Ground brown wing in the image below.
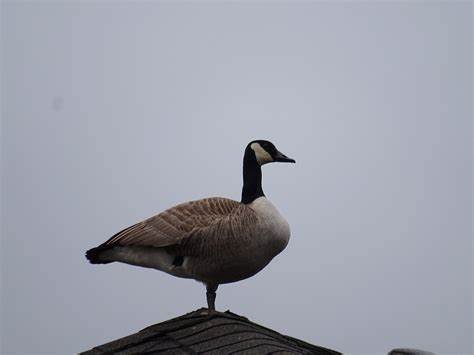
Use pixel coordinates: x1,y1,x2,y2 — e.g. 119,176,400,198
102,197,242,249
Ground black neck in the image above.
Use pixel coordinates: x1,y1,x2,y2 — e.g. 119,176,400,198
241,148,264,204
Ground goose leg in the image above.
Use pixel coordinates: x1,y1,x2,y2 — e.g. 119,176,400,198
206,284,218,311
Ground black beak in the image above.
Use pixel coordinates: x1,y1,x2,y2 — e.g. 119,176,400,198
274,150,296,163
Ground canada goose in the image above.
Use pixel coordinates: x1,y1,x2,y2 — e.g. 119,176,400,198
86,140,295,311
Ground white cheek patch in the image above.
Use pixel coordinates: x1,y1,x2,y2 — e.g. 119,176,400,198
251,143,273,165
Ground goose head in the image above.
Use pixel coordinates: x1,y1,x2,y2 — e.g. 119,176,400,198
247,140,296,166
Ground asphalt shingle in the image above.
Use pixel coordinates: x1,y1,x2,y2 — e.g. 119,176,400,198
80,308,341,355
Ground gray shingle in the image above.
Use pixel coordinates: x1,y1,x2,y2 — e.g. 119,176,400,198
80,308,341,355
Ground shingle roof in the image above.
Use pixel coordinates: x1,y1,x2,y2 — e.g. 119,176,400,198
81,308,342,355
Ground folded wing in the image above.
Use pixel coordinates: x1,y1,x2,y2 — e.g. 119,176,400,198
102,197,242,249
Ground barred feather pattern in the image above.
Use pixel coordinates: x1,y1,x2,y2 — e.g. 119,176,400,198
94,196,289,284
103,197,257,255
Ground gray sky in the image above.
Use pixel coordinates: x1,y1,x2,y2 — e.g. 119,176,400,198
1,2,472,354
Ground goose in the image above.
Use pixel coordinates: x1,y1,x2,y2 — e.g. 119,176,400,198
86,140,295,311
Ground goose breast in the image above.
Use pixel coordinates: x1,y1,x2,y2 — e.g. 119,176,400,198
249,196,291,255
185,197,290,284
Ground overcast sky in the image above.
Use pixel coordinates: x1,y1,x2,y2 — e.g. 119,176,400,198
1,2,472,354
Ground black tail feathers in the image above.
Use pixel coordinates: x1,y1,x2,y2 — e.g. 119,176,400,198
85,245,113,264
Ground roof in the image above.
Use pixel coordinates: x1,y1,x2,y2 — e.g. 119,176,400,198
81,308,342,355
